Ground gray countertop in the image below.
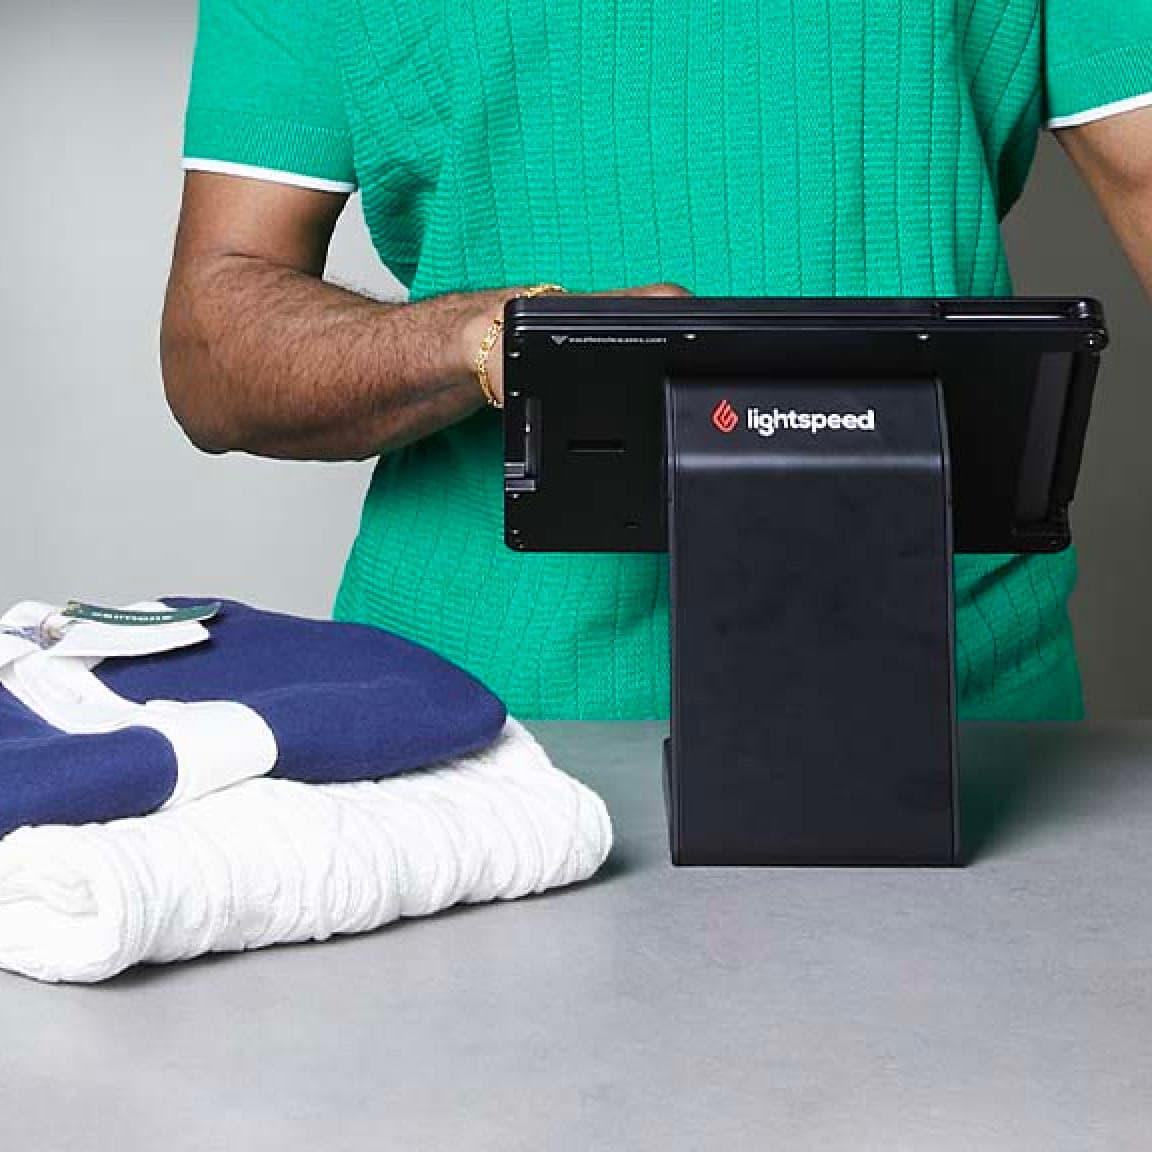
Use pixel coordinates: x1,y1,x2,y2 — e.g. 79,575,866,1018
2,721,1151,1151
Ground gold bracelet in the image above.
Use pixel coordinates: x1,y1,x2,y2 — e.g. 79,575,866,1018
473,283,568,409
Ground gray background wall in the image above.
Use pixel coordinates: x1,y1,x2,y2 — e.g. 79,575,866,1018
1,3,1148,716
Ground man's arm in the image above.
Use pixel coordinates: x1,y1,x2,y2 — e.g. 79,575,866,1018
162,173,689,461
161,172,517,461
1054,105,1152,297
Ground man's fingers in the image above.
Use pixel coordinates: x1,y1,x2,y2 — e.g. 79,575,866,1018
586,282,694,297
638,282,693,297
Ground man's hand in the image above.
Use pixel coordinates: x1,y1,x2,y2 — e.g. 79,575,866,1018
1055,105,1152,297
161,171,692,460
456,282,693,409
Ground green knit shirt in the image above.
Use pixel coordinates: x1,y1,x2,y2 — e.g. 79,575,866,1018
183,0,1152,721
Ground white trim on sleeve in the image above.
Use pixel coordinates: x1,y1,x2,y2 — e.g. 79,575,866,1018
182,157,357,194
1047,91,1152,130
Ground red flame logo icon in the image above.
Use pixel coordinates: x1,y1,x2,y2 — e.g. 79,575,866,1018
711,399,739,434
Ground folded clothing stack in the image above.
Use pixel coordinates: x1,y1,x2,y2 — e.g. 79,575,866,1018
0,599,613,983
0,597,511,834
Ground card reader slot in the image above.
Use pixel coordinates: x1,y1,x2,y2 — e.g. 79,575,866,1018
567,439,626,455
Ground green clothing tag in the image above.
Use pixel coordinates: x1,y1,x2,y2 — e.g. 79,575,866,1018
60,602,222,628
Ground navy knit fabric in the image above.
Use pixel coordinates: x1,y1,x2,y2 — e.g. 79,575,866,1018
0,699,178,839
0,599,508,838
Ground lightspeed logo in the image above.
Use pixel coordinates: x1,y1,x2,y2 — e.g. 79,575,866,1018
747,406,876,438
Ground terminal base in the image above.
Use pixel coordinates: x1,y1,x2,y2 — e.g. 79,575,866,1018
664,375,958,866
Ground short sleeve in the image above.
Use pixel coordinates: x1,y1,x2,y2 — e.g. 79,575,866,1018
182,0,357,192
1045,1,1152,128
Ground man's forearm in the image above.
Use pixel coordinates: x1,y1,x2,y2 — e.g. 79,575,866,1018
161,254,503,461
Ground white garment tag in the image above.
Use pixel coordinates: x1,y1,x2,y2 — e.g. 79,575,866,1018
0,600,212,670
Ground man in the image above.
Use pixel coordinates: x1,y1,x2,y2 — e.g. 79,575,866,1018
163,0,1152,721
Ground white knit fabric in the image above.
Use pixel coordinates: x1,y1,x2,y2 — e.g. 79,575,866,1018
0,719,613,984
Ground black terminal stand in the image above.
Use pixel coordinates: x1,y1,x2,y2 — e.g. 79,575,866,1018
502,297,1106,867
664,376,955,864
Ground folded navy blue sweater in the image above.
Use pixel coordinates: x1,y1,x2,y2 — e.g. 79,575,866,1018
0,599,508,838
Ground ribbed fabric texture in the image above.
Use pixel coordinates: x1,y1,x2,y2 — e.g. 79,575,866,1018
184,0,1152,720
185,107,356,185
1046,38,1152,119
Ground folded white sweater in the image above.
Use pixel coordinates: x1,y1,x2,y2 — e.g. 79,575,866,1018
0,720,613,984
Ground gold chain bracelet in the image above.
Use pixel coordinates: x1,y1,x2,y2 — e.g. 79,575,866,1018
474,283,568,409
